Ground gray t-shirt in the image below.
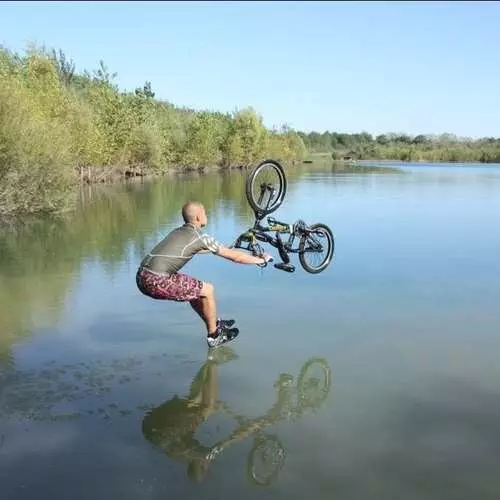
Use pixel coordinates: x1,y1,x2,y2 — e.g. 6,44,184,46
140,223,222,274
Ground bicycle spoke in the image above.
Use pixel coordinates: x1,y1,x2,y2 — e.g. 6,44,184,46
252,173,278,209
247,160,286,215
302,231,330,269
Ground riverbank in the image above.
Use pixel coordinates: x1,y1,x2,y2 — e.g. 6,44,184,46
307,152,500,165
76,160,270,184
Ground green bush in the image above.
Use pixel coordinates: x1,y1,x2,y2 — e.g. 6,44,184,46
0,45,308,214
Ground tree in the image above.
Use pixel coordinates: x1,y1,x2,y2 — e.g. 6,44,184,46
50,48,75,87
223,107,267,167
135,81,155,99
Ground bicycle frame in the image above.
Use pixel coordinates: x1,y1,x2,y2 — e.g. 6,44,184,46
235,212,325,264
254,217,301,252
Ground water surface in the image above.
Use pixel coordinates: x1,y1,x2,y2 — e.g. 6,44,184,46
1,161,499,500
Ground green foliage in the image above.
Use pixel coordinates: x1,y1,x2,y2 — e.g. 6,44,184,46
0,51,76,215
182,111,229,168
300,130,500,163
4,40,498,217
222,107,268,167
0,44,307,215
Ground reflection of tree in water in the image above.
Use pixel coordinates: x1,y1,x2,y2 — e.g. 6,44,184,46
0,161,376,364
0,169,251,365
141,350,332,486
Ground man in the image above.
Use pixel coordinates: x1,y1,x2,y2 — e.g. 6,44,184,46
136,201,272,348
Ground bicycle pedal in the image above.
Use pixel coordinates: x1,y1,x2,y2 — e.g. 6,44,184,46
274,263,295,273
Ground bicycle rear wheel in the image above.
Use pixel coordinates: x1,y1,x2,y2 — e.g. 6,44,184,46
297,357,332,410
245,159,287,216
298,223,334,274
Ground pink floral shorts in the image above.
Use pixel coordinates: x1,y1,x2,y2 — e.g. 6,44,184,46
136,267,203,302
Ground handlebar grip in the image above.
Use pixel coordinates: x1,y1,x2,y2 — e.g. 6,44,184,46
256,254,273,268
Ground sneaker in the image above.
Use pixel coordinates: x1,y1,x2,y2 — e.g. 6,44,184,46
207,325,239,349
217,318,235,328
205,445,224,461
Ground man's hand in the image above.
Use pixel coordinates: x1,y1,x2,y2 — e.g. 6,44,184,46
260,252,273,264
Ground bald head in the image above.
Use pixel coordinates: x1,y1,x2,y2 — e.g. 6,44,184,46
181,201,206,225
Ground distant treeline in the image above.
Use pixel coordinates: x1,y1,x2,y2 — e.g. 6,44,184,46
298,131,500,163
0,45,306,214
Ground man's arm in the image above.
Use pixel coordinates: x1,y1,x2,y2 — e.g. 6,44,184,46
198,233,271,265
217,246,270,265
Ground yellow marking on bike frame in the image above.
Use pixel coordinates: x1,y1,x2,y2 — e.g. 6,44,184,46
270,223,289,233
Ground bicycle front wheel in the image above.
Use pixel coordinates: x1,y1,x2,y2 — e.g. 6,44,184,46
298,223,334,274
245,159,287,216
247,434,286,486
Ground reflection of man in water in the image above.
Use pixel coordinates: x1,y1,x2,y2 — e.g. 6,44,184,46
141,351,231,482
142,350,276,482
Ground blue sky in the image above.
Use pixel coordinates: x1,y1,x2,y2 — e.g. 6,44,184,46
1,1,499,137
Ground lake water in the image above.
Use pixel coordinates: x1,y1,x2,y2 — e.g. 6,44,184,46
1,161,500,500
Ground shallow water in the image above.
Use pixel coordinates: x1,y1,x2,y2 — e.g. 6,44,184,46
1,161,500,500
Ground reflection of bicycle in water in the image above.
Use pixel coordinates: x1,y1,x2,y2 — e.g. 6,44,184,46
141,350,332,485
224,356,332,486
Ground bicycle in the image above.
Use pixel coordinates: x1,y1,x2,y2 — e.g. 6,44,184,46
232,159,335,274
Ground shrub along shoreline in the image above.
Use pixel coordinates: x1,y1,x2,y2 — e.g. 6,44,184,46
0,45,307,215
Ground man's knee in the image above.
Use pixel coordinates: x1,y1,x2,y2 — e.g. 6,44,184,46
200,282,214,297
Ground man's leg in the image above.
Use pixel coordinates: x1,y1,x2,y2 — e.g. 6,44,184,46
189,298,205,325
183,275,238,347
189,282,217,336
190,299,235,330
188,361,219,417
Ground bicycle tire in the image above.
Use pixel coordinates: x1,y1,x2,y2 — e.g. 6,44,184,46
245,159,287,216
297,357,332,410
247,433,286,487
298,223,334,274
